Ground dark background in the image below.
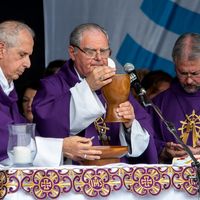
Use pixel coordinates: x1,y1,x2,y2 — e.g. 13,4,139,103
1,0,45,101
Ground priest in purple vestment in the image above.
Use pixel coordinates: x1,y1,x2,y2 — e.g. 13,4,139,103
32,23,158,164
0,20,35,163
0,20,91,167
148,33,200,163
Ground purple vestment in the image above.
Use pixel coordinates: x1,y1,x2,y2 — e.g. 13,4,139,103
0,87,26,161
32,59,158,164
149,78,200,162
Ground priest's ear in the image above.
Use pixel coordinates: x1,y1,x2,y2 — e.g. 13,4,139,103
0,41,6,59
68,45,76,61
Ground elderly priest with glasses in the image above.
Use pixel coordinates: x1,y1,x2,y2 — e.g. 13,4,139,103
32,23,158,164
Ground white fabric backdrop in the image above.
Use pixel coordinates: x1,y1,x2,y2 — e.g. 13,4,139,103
43,0,200,76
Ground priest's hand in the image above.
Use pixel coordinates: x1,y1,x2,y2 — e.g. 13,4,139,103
86,66,116,91
187,140,200,155
116,101,135,129
62,136,102,162
160,141,200,162
159,142,187,162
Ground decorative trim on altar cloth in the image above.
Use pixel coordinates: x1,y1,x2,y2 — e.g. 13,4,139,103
0,165,198,199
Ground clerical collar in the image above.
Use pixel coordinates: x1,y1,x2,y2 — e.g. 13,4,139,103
0,67,14,96
74,66,84,81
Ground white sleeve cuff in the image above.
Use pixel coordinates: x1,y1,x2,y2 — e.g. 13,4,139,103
70,79,105,134
120,120,149,157
33,137,63,167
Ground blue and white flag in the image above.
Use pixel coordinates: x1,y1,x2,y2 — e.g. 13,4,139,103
44,0,200,76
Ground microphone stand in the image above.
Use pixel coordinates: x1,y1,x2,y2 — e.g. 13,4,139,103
139,91,200,195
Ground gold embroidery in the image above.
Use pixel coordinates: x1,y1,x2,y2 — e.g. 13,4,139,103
178,110,200,147
2,166,199,198
94,117,110,145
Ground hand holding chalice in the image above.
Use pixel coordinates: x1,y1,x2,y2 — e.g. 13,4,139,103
101,74,130,122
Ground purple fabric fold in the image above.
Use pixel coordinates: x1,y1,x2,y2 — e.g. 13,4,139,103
0,87,27,161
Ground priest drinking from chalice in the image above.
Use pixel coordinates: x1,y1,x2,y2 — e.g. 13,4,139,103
32,23,158,165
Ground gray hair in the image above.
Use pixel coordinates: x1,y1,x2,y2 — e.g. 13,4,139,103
0,20,35,48
172,33,200,63
69,23,109,46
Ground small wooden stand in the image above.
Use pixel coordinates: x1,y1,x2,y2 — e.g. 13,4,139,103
82,146,128,166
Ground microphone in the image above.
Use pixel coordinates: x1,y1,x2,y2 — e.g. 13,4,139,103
125,62,200,189
124,63,151,107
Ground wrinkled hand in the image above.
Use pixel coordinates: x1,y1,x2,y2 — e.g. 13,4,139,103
116,101,135,129
161,141,200,161
62,136,102,162
86,66,116,91
163,142,186,159
188,140,200,155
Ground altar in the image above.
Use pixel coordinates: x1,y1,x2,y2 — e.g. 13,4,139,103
0,163,198,200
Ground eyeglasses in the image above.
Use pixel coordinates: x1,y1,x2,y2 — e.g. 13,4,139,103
176,69,200,79
72,45,111,58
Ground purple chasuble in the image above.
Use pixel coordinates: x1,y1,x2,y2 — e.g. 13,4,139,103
0,87,27,161
148,78,200,162
33,59,158,164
